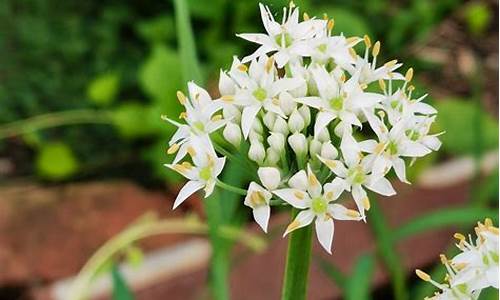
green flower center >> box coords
[405,129,420,141]
[311,197,328,214]
[317,43,327,53]
[387,141,398,155]
[491,251,499,263]
[348,166,365,184]
[199,166,212,181]
[193,121,205,132]
[275,33,293,48]
[329,96,344,111]
[253,87,267,101]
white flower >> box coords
[244,167,281,232]
[288,132,307,155]
[288,108,305,133]
[165,142,225,209]
[310,34,361,67]
[297,65,383,137]
[318,133,396,219]
[268,132,285,153]
[273,165,361,253]
[223,122,242,147]
[248,140,266,164]
[237,3,326,67]
[229,55,303,138]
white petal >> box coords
[173,180,205,209]
[399,140,431,157]
[317,156,348,178]
[288,170,308,190]
[306,165,322,198]
[358,139,378,153]
[340,133,361,167]
[253,205,270,233]
[392,157,409,183]
[314,111,336,136]
[365,176,396,196]
[274,51,290,68]
[241,105,261,139]
[258,167,281,190]
[372,155,392,176]
[328,203,361,220]
[351,184,369,218]
[236,33,271,45]
[283,209,315,236]
[323,177,347,201]
[271,78,304,96]
[273,188,310,209]
[422,135,441,151]
[315,217,334,254]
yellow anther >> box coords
[408,85,415,92]
[294,191,305,200]
[325,191,334,200]
[378,79,386,91]
[362,197,370,210]
[176,91,187,105]
[167,143,180,154]
[363,35,371,48]
[405,68,414,82]
[221,95,234,102]
[346,36,361,46]
[211,114,222,121]
[179,112,188,119]
[454,262,467,271]
[439,254,448,264]
[384,59,398,68]
[322,13,328,20]
[349,48,357,59]
[360,83,368,90]
[327,19,334,31]
[286,220,301,233]
[272,97,280,106]
[303,12,310,21]
[237,64,248,72]
[181,161,193,169]
[265,56,275,73]
[372,41,380,57]
[347,209,360,218]
[340,74,346,82]
[453,233,466,241]
[187,146,196,157]
[415,269,431,281]
[289,1,296,8]
[374,142,386,154]
[484,218,493,227]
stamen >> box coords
[176,91,187,105]
[372,41,380,57]
[237,64,248,72]
[303,12,310,21]
[187,146,196,157]
[221,95,234,102]
[167,143,180,154]
[405,68,414,82]
[363,35,371,48]
[416,269,431,281]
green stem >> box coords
[281,208,313,300]
[216,179,247,196]
[0,109,113,139]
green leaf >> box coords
[315,256,347,289]
[135,16,175,43]
[138,45,183,109]
[345,254,375,300]
[435,99,498,155]
[110,103,158,139]
[87,73,120,107]
[36,142,79,180]
[111,264,134,300]
[392,207,499,242]
[464,2,491,36]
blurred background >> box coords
[0,0,498,299]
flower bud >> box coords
[320,141,338,159]
[219,70,235,95]
[273,116,289,135]
[317,127,330,142]
[258,167,281,190]
[249,130,263,144]
[263,111,276,130]
[248,141,265,164]
[223,105,241,123]
[265,148,280,166]
[252,117,264,134]
[223,122,241,147]
[298,105,311,127]
[288,109,305,133]
[267,132,285,153]
[309,138,322,158]
[279,92,297,115]
[288,133,307,155]
[289,80,307,98]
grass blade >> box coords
[111,264,134,300]
[315,256,347,290]
[345,254,375,300]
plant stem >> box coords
[0,109,113,139]
[281,208,313,300]
[216,179,247,195]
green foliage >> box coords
[315,6,371,37]
[345,254,375,300]
[464,2,491,36]
[111,103,158,139]
[36,142,79,180]
[111,265,134,300]
[135,16,175,44]
[435,99,498,155]
[87,73,121,106]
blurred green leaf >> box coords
[315,6,371,37]
[138,45,183,107]
[464,2,491,36]
[345,254,375,300]
[435,99,498,155]
[480,287,500,300]
[36,142,79,180]
[315,256,347,289]
[111,103,158,139]
[135,16,175,44]
[111,265,134,300]
[125,246,144,268]
[87,72,120,107]
[392,207,499,241]
[188,0,225,20]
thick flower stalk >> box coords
[164,2,441,254]
[416,219,499,300]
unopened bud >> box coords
[298,105,311,127]
[258,167,281,190]
[320,141,338,159]
[288,133,307,155]
[267,132,285,153]
[223,105,241,123]
[279,92,297,115]
[223,122,241,147]
[263,111,276,130]
[273,117,289,135]
[248,141,266,164]
[316,127,330,142]
[219,70,235,95]
[249,130,263,144]
[309,139,322,157]
[265,148,280,166]
[288,109,305,133]
[252,117,264,134]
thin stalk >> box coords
[0,109,113,139]
[216,179,247,196]
[281,208,313,300]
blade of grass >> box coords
[111,264,134,300]
[367,198,408,300]
[392,207,498,241]
[345,254,375,300]
[315,256,347,290]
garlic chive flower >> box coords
[416,219,499,299]
[164,2,440,254]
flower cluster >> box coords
[164,3,441,253]
[416,219,499,299]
